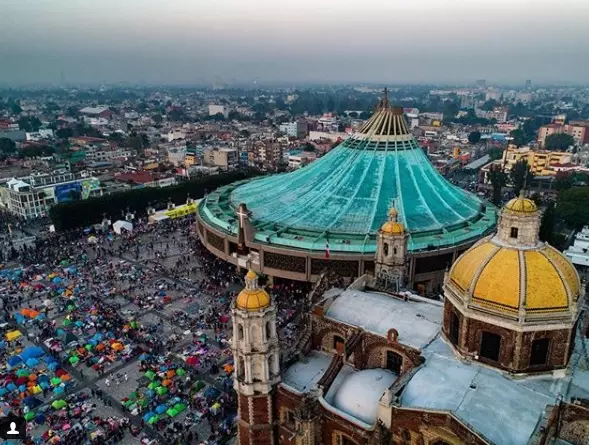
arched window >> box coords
[449,311,460,345]
[238,323,244,341]
[333,335,345,354]
[480,332,501,362]
[237,356,245,380]
[265,321,272,340]
[530,338,550,366]
[386,350,403,374]
[383,243,389,257]
[393,246,398,256]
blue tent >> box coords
[7,356,23,367]
[155,404,167,414]
[24,396,43,408]
[25,358,40,367]
[143,412,155,423]
[52,277,62,284]
[20,346,44,360]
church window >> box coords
[282,408,295,430]
[530,338,550,366]
[265,321,272,340]
[480,332,501,362]
[510,227,519,238]
[386,350,403,374]
[238,323,244,341]
[393,246,398,256]
[333,335,345,354]
[383,243,389,257]
[237,356,245,380]
[449,311,460,345]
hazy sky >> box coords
[1,0,588,86]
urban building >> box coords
[501,145,573,176]
[278,120,308,138]
[204,147,238,170]
[231,196,588,445]
[564,225,589,267]
[208,104,228,118]
[0,173,101,219]
[538,121,589,147]
[197,92,496,292]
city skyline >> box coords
[1,0,589,86]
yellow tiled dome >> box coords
[381,221,405,235]
[235,270,271,311]
[504,193,537,214]
[235,288,271,311]
[448,240,580,314]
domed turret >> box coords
[381,206,405,235]
[235,270,271,312]
[443,194,582,373]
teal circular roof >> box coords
[199,104,496,254]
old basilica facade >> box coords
[230,194,589,445]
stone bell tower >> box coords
[232,270,280,445]
[375,207,409,291]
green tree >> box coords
[348,111,358,118]
[0,138,16,154]
[152,114,163,124]
[509,129,526,147]
[10,103,22,115]
[539,201,556,244]
[544,133,575,151]
[56,128,73,139]
[481,99,500,111]
[18,116,42,132]
[468,131,481,144]
[556,187,589,229]
[488,147,504,161]
[510,159,532,196]
[488,164,506,206]
[554,174,574,192]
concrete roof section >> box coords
[281,350,332,394]
[324,289,443,350]
[400,337,582,445]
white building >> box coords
[564,226,589,267]
[166,130,186,142]
[208,104,228,118]
[279,120,307,138]
[25,129,54,141]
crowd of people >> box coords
[0,212,317,444]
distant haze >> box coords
[1,0,588,86]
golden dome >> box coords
[448,239,580,314]
[504,193,537,215]
[235,270,271,311]
[235,288,271,311]
[381,221,405,235]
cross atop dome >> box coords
[377,87,390,110]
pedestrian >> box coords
[105,377,110,387]
[124,372,128,382]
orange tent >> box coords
[166,370,176,379]
[96,344,105,351]
[162,379,172,387]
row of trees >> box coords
[49,169,264,231]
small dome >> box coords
[381,221,404,235]
[448,239,580,314]
[330,369,397,425]
[235,270,271,311]
[235,288,271,311]
[504,192,537,215]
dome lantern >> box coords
[235,270,271,312]
[496,190,541,247]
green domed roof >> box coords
[199,96,496,254]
